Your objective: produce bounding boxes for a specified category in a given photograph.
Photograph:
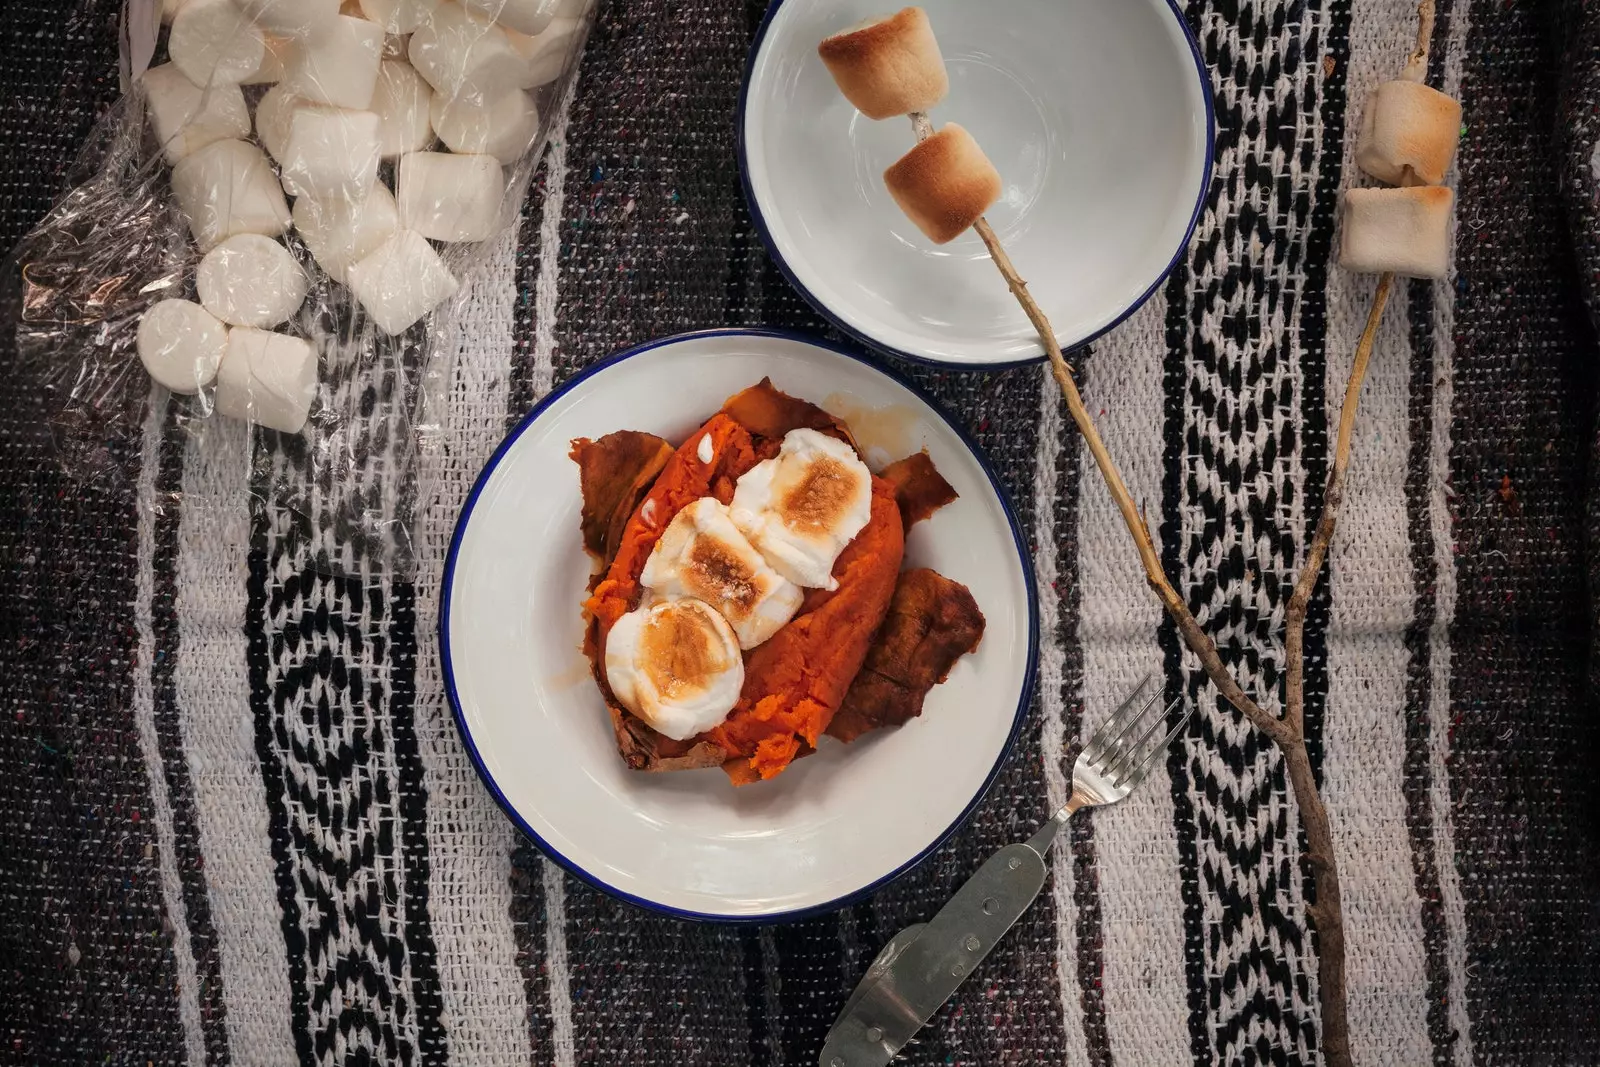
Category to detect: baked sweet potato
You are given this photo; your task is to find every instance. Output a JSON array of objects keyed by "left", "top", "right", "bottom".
[{"left": 570, "top": 380, "right": 982, "bottom": 784}]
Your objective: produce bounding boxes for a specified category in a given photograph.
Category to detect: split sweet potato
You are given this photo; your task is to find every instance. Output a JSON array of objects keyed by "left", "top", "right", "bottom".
[{"left": 569, "top": 380, "right": 984, "bottom": 785}]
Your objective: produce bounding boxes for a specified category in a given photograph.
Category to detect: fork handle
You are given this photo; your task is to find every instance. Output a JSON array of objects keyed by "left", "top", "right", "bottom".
[
  {"left": 1027, "top": 793, "right": 1089, "bottom": 854},
  {"left": 818, "top": 842, "right": 1050, "bottom": 1067}
]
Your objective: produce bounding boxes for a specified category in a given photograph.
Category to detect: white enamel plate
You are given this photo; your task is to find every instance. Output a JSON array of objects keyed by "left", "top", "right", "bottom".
[
  {"left": 740, "top": 0, "right": 1213, "bottom": 367},
  {"left": 442, "top": 331, "right": 1038, "bottom": 920}
]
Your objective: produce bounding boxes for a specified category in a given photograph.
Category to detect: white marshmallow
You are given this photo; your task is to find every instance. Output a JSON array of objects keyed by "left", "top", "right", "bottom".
[
  {"left": 505, "top": 16, "right": 581, "bottom": 88},
  {"left": 408, "top": 3, "right": 524, "bottom": 97},
  {"left": 430, "top": 87, "right": 538, "bottom": 163},
  {"left": 279, "top": 106, "right": 382, "bottom": 201},
  {"left": 253, "top": 84, "right": 304, "bottom": 161},
  {"left": 1355, "top": 80, "right": 1463, "bottom": 187},
  {"left": 729, "top": 428, "right": 874, "bottom": 590},
  {"left": 171, "top": 138, "right": 291, "bottom": 251},
  {"left": 462, "top": 0, "right": 557, "bottom": 37},
  {"left": 604, "top": 598, "right": 745, "bottom": 741},
  {"left": 215, "top": 328, "right": 319, "bottom": 433},
  {"left": 240, "top": 35, "right": 295, "bottom": 85},
  {"left": 235, "top": 0, "right": 340, "bottom": 38},
  {"left": 641, "top": 498, "right": 804, "bottom": 650},
  {"left": 282, "top": 14, "right": 384, "bottom": 109},
  {"left": 553, "top": 0, "right": 590, "bottom": 15},
  {"left": 142, "top": 63, "right": 250, "bottom": 163},
  {"left": 196, "top": 234, "right": 309, "bottom": 328},
  {"left": 396, "top": 151, "right": 503, "bottom": 241},
  {"left": 1339, "top": 185, "right": 1453, "bottom": 279},
  {"left": 359, "top": 0, "right": 442, "bottom": 33},
  {"left": 137, "top": 299, "right": 228, "bottom": 394},
  {"left": 162, "top": 0, "right": 194, "bottom": 25},
  {"left": 169, "top": 0, "right": 266, "bottom": 87},
  {"left": 293, "top": 184, "right": 399, "bottom": 283},
  {"left": 371, "top": 60, "right": 435, "bottom": 158},
  {"left": 347, "top": 229, "right": 460, "bottom": 334}
]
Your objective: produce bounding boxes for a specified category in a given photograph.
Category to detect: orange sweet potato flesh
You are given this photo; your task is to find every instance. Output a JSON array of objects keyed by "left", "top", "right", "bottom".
[
  {"left": 707, "top": 476, "right": 904, "bottom": 782},
  {"left": 826, "top": 568, "right": 986, "bottom": 743},
  {"left": 583, "top": 413, "right": 761, "bottom": 641}
]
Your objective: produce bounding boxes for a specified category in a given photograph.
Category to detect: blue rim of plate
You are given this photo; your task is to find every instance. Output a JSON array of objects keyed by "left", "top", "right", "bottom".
[
  {"left": 736, "top": 0, "right": 1217, "bottom": 371},
  {"left": 440, "top": 327, "right": 1041, "bottom": 925}
]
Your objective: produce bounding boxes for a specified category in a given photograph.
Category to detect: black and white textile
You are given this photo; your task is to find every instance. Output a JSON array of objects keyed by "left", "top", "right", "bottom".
[{"left": 2, "top": 1, "right": 1598, "bottom": 1064}]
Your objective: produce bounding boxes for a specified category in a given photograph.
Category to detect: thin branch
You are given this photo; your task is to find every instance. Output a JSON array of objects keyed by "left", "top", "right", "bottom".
[
  {"left": 1283, "top": 272, "right": 1393, "bottom": 734},
  {"left": 906, "top": 111, "right": 1291, "bottom": 745},
  {"left": 1402, "top": 0, "right": 1437, "bottom": 82}
]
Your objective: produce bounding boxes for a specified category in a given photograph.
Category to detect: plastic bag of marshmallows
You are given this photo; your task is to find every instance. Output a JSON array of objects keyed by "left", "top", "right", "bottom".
[{"left": 3, "top": 0, "right": 593, "bottom": 576}]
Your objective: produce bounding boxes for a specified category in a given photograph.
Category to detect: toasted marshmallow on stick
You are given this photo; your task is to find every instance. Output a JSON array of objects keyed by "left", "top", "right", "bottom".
[
  {"left": 818, "top": 7, "right": 947, "bottom": 120},
  {"left": 1339, "top": 185, "right": 1453, "bottom": 279},
  {"left": 1355, "top": 80, "right": 1462, "bottom": 187},
  {"left": 883, "top": 123, "right": 1001, "bottom": 245}
]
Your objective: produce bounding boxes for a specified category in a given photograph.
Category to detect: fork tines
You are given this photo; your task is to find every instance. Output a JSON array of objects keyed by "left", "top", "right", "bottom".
[{"left": 1081, "top": 674, "right": 1192, "bottom": 792}]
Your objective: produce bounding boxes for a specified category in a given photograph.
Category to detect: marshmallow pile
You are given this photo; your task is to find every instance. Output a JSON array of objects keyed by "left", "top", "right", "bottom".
[
  {"left": 1340, "top": 78, "right": 1463, "bottom": 278},
  {"left": 818, "top": 8, "right": 1001, "bottom": 246},
  {"left": 137, "top": 0, "right": 590, "bottom": 433}
]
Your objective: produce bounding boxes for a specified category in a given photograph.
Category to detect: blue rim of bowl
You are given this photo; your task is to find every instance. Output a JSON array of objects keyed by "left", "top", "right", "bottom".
[
  {"left": 440, "top": 327, "right": 1041, "bottom": 925},
  {"left": 736, "top": 0, "right": 1217, "bottom": 371}
]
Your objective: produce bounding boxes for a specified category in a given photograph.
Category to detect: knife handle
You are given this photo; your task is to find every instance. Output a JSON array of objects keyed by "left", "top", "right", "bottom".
[{"left": 819, "top": 843, "right": 1049, "bottom": 1067}]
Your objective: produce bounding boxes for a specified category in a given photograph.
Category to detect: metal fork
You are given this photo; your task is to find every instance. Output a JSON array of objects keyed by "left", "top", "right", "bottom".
[{"left": 819, "top": 674, "right": 1192, "bottom": 1067}]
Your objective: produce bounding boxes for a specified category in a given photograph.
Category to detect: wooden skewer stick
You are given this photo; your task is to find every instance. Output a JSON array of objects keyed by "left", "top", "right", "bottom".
[{"left": 904, "top": 110, "right": 1286, "bottom": 744}]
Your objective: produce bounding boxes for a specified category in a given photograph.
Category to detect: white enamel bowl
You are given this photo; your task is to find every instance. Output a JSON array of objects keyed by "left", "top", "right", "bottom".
[
  {"left": 740, "top": 0, "right": 1213, "bottom": 367},
  {"left": 441, "top": 331, "right": 1037, "bottom": 921}
]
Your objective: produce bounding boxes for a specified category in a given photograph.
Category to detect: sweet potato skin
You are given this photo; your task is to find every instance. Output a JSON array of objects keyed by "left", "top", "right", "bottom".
[
  {"left": 826, "top": 568, "right": 985, "bottom": 743},
  {"left": 570, "top": 431, "right": 676, "bottom": 567}
]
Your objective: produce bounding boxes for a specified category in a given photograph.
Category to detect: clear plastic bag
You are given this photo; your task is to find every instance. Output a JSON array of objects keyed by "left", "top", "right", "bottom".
[{"left": 3, "top": 0, "right": 594, "bottom": 577}]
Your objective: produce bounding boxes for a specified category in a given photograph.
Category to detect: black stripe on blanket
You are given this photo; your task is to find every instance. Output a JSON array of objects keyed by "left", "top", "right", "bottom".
[
  {"left": 1050, "top": 349, "right": 1112, "bottom": 1067},
  {"left": 507, "top": 156, "right": 558, "bottom": 1064},
  {"left": 1447, "top": 1, "right": 1600, "bottom": 1061},
  {"left": 0, "top": 3, "right": 191, "bottom": 1061},
  {"left": 247, "top": 497, "right": 446, "bottom": 1065}
]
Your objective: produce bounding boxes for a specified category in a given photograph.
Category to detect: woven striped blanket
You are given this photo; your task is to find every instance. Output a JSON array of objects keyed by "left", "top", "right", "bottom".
[{"left": 2, "top": 1, "right": 1597, "bottom": 1064}]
